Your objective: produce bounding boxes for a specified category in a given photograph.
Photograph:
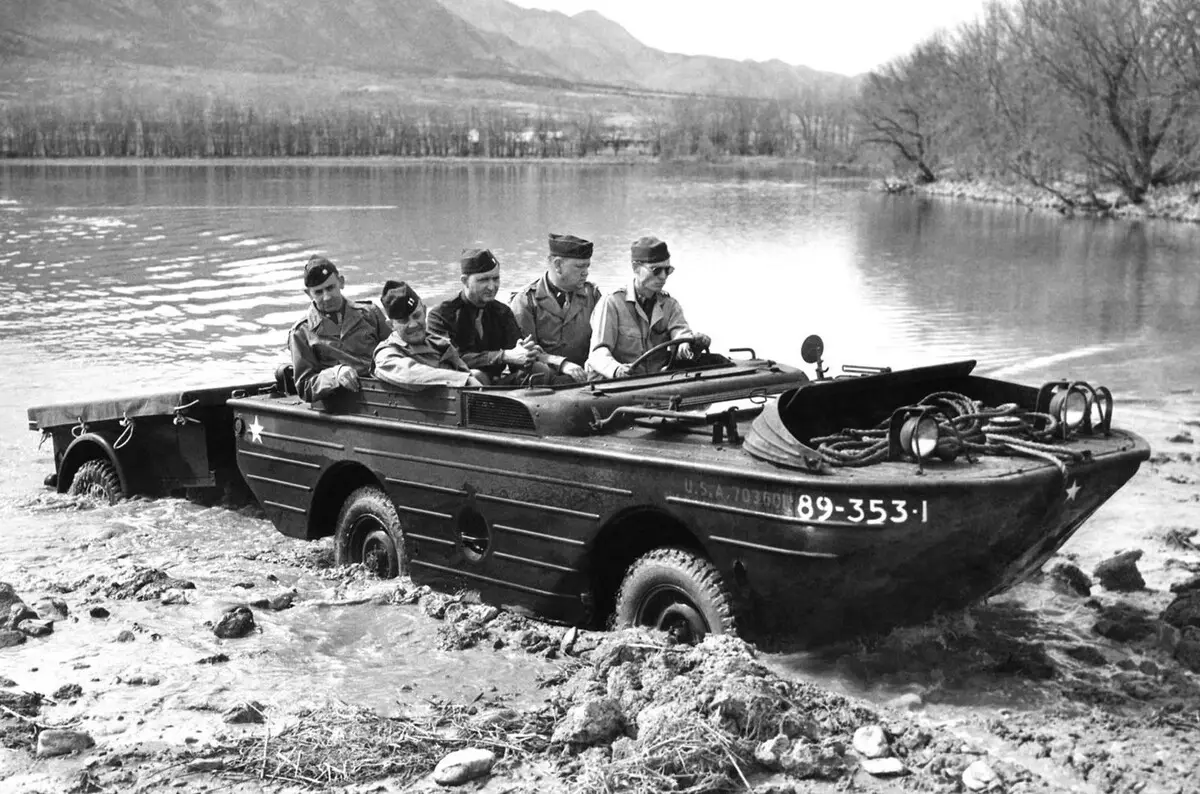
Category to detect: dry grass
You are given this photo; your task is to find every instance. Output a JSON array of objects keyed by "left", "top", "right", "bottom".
[
  {"left": 219, "top": 698, "right": 560, "bottom": 789},
  {"left": 573, "top": 712, "right": 753, "bottom": 794}
]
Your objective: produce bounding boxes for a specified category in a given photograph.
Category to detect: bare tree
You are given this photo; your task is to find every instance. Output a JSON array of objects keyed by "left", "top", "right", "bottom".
[
  {"left": 1010, "top": 0, "right": 1200, "bottom": 202},
  {"left": 856, "top": 37, "right": 956, "bottom": 182}
]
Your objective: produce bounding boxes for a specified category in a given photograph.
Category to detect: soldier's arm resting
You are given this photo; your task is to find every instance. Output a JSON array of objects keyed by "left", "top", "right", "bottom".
[
  {"left": 374, "top": 346, "right": 473, "bottom": 391},
  {"left": 290, "top": 330, "right": 344, "bottom": 402}
]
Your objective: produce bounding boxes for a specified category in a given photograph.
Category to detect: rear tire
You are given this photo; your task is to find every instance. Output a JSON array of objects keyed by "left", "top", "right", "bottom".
[
  {"left": 334, "top": 486, "right": 406, "bottom": 579},
  {"left": 614, "top": 547, "right": 735, "bottom": 644},
  {"left": 68, "top": 459, "right": 123, "bottom": 505}
]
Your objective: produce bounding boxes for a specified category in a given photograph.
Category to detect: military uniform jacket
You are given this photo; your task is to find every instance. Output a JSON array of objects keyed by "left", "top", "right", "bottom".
[
  {"left": 427, "top": 294, "right": 521, "bottom": 380},
  {"left": 586, "top": 279, "right": 692, "bottom": 378},
  {"left": 508, "top": 273, "right": 601, "bottom": 370},
  {"left": 288, "top": 299, "right": 390, "bottom": 402},
  {"left": 372, "top": 332, "right": 474, "bottom": 391}
]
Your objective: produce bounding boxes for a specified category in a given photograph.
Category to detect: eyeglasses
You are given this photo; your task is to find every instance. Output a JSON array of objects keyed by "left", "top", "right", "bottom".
[{"left": 645, "top": 265, "right": 674, "bottom": 277}]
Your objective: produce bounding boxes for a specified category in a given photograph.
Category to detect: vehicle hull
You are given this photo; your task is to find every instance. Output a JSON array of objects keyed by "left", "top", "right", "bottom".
[{"left": 228, "top": 389, "right": 1148, "bottom": 645}]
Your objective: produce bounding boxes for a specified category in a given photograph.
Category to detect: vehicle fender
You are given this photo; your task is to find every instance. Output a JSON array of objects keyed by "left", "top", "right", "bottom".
[{"left": 58, "top": 432, "right": 130, "bottom": 498}]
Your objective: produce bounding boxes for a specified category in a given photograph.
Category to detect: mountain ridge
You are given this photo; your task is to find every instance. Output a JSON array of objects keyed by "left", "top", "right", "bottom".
[{"left": 1, "top": 0, "right": 856, "bottom": 101}]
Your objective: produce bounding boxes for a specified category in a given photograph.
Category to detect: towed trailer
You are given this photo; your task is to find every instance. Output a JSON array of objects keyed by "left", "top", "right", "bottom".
[{"left": 28, "top": 381, "right": 271, "bottom": 503}]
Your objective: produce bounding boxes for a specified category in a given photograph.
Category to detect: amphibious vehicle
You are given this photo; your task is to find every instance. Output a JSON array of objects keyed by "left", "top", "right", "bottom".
[{"left": 28, "top": 337, "right": 1150, "bottom": 645}]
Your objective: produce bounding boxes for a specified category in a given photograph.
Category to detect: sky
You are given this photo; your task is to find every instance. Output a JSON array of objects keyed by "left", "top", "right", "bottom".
[{"left": 508, "top": 0, "right": 993, "bottom": 76}]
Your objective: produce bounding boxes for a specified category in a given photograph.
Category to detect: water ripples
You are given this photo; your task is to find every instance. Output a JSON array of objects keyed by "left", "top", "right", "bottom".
[{"left": 1, "top": 208, "right": 307, "bottom": 368}]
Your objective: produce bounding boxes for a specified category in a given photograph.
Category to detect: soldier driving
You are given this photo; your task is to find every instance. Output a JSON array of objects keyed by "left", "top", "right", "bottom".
[
  {"left": 288, "top": 255, "right": 390, "bottom": 402},
  {"left": 508, "top": 233, "right": 602, "bottom": 383},
  {"left": 586, "top": 235, "right": 711, "bottom": 379}
]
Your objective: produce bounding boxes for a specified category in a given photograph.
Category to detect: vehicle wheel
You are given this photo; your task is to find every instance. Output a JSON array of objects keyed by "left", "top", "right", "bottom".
[
  {"left": 614, "top": 547, "right": 735, "bottom": 644},
  {"left": 334, "top": 486, "right": 406, "bottom": 579},
  {"left": 68, "top": 459, "right": 123, "bottom": 505}
]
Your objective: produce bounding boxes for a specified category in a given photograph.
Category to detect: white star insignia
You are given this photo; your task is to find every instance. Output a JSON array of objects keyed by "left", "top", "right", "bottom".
[
  {"left": 248, "top": 416, "right": 264, "bottom": 444},
  {"left": 1065, "top": 479, "right": 1081, "bottom": 502}
]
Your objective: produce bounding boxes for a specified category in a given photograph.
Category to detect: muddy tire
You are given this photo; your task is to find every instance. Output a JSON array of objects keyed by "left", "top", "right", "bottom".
[
  {"left": 614, "top": 547, "right": 735, "bottom": 644},
  {"left": 68, "top": 459, "right": 123, "bottom": 505},
  {"left": 334, "top": 486, "right": 405, "bottom": 579}
]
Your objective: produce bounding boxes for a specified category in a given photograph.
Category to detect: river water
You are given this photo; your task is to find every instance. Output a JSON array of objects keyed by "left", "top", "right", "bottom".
[{"left": 2, "top": 160, "right": 1198, "bottom": 722}]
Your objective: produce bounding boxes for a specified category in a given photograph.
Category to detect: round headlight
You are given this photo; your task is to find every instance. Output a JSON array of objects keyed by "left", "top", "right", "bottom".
[
  {"left": 1049, "top": 387, "right": 1088, "bottom": 431},
  {"left": 899, "top": 415, "right": 940, "bottom": 459}
]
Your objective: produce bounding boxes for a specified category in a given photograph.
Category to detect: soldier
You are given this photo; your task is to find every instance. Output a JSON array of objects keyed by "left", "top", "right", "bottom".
[
  {"left": 288, "top": 255, "right": 390, "bottom": 402},
  {"left": 586, "top": 236, "right": 711, "bottom": 379},
  {"left": 508, "top": 233, "right": 601, "bottom": 383},
  {"left": 373, "top": 280, "right": 482, "bottom": 390},
  {"left": 427, "top": 248, "right": 554, "bottom": 385}
]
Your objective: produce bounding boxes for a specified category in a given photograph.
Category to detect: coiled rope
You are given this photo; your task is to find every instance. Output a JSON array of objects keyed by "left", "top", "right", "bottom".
[{"left": 810, "top": 391, "right": 1089, "bottom": 474}]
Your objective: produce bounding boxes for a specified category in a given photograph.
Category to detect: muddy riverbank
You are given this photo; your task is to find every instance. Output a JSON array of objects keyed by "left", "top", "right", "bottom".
[{"left": 2, "top": 391, "right": 1199, "bottom": 792}]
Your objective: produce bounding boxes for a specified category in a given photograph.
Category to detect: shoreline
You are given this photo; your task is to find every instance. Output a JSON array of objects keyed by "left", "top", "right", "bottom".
[
  {"left": 885, "top": 175, "right": 1200, "bottom": 224},
  {"left": 0, "top": 154, "right": 849, "bottom": 172}
]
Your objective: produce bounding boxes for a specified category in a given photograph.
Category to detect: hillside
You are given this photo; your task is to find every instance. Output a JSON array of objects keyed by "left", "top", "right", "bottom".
[{"left": 0, "top": 0, "right": 856, "bottom": 103}]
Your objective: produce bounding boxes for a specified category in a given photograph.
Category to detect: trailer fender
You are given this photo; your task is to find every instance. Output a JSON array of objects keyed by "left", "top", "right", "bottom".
[{"left": 58, "top": 432, "right": 130, "bottom": 498}]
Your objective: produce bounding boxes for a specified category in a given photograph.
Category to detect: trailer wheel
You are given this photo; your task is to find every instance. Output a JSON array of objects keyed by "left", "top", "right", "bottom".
[
  {"left": 334, "top": 486, "right": 405, "bottom": 579},
  {"left": 68, "top": 459, "right": 123, "bottom": 505},
  {"left": 614, "top": 547, "right": 735, "bottom": 644}
]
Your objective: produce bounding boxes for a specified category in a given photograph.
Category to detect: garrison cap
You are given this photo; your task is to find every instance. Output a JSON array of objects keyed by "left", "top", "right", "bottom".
[
  {"left": 549, "top": 233, "right": 593, "bottom": 260},
  {"left": 380, "top": 280, "right": 421, "bottom": 321},
  {"left": 303, "top": 255, "right": 339, "bottom": 288},
  {"left": 460, "top": 248, "right": 500, "bottom": 275},
  {"left": 630, "top": 236, "right": 670, "bottom": 264}
]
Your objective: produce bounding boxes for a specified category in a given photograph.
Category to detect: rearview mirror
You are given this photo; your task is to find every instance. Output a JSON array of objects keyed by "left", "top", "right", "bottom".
[{"left": 801, "top": 335, "right": 824, "bottom": 365}]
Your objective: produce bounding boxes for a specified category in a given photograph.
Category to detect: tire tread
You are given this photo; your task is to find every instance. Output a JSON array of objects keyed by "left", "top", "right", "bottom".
[
  {"left": 334, "top": 485, "right": 406, "bottom": 577},
  {"left": 615, "top": 546, "right": 736, "bottom": 634},
  {"left": 68, "top": 459, "right": 123, "bottom": 505}
]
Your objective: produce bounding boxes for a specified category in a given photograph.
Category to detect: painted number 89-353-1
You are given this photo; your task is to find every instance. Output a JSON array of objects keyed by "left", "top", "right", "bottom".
[{"left": 797, "top": 494, "right": 928, "bottom": 524}]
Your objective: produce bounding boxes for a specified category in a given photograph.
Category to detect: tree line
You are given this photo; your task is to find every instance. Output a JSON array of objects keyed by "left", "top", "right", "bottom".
[
  {"left": 0, "top": 92, "right": 857, "bottom": 163},
  {"left": 856, "top": 0, "right": 1200, "bottom": 205}
]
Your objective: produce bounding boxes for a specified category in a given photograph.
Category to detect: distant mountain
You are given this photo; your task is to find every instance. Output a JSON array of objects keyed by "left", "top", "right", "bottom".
[
  {"left": 1, "top": 0, "right": 855, "bottom": 101},
  {"left": 435, "top": 0, "right": 856, "bottom": 98}
]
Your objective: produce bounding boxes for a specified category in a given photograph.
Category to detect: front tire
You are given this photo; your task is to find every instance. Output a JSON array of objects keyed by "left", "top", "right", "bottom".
[
  {"left": 334, "top": 486, "right": 406, "bottom": 578},
  {"left": 614, "top": 547, "right": 735, "bottom": 644},
  {"left": 68, "top": 459, "right": 123, "bottom": 505}
]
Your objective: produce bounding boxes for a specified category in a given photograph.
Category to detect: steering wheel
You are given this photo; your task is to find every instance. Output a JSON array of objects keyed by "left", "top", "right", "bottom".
[{"left": 625, "top": 335, "right": 705, "bottom": 376}]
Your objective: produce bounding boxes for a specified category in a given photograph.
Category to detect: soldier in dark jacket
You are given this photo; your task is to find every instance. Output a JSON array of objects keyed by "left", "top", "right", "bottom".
[
  {"left": 427, "top": 248, "right": 554, "bottom": 385},
  {"left": 288, "top": 255, "right": 390, "bottom": 402},
  {"left": 508, "top": 233, "right": 601, "bottom": 383}
]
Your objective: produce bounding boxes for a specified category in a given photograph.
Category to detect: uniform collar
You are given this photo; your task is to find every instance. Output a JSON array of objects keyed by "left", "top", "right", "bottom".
[
  {"left": 544, "top": 274, "right": 566, "bottom": 301},
  {"left": 388, "top": 330, "right": 435, "bottom": 353},
  {"left": 536, "top": 273, "right": 571, "bottom": 314},
  {"left": 308, "top": 299, "right": 359, "bottom": 330},
  {"left": 625, "top": 279, "right": 661, "bottom": 319}
]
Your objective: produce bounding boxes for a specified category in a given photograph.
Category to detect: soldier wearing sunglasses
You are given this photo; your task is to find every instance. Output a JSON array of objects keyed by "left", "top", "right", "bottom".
[{"left": 586, "top": 236, "right": 711, "bottom": 379}]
